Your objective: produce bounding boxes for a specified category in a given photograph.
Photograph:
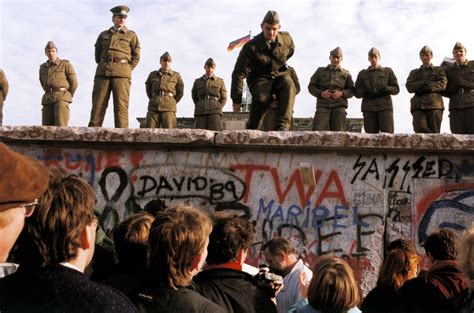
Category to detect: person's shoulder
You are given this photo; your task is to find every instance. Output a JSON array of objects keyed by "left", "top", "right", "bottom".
[{"left": 86, "top": 279, "right": 138, "bottom": 311}]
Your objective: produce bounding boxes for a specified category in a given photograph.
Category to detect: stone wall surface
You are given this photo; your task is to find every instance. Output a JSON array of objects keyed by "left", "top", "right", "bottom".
[{"left": 1, "top": 126, "right": 473, "bottom": 295}]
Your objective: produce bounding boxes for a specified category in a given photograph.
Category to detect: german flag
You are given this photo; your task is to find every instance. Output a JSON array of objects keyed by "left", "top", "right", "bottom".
[{"left": 227, "top": 34, "right": 251, "bottom": 52}]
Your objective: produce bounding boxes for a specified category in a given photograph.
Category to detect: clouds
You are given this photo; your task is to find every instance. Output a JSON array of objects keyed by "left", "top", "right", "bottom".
[{"left": 1, "top": 0, "right": 472, "bottom": 132}]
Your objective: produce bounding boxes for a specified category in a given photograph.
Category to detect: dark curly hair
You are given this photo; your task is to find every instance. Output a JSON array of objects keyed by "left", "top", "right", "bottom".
[{"left": 424, "top": 228, "right": 460, "bottom": 261}]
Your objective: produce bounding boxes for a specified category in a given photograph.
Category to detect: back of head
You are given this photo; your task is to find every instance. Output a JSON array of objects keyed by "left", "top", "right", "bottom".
[
  {"left": 113, "top": 211, "right": 154, "bottom": 268},
  {"left": 377, "top": 249, "right": 418, "bottom": 289},
  {"left": 262, "top": 237, "right": 296, "bottom": 257},
  {"left": 458, "top": 224, "right": 474, "bottom": 280},
  {"left": 387, "top": 238, "right": 417, "bottom": 254},
  {"left": 148, "top": 205, "right": 212, "bottom": 289},
  {"left": 206, "top": 211, "right": 254, "bottom": 265},
  {"left": 29, "top": 169, "right": 95, "bottom": 265},
  {"left": 307, "top": 257, "right": 359, "bottom": 313},
  {"left": 424, "top": 228, "right": 460, "bottom": 261}
]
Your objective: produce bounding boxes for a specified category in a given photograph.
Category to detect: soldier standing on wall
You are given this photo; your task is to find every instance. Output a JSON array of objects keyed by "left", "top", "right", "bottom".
[
  {"left": 191, "top": 58, "right": 227, "bottom": 131},
  {"left": 354, "top": 47, "right": 400, "bottom": 133},
  {"left": 405, "top": 46, "right": 447, "bottom": 133},
  {"left": 308, "top": 47, "right": 354, "bottom": 131},
  {"left": 231, "top": 10, "right": 296, "bottom": 131},
  {"left": 88, "top": 5, "right": 140, "bottom": 128},
  {"left": 145, "top": 52, "right": 184, "bottom": 128},
  {"left": 39, "top": 41, "right": 78, "bottom": 127},
  {"left": 0, "top": 69, "right": 9, "bottom": 126}
]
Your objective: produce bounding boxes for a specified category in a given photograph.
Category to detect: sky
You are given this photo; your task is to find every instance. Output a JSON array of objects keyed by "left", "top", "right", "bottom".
[{"left": 1, "top": 0, "right": 472, "bottom": 132}]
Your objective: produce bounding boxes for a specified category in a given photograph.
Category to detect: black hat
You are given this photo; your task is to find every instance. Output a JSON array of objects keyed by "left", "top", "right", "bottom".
[
  {"left": 160, "top": 51, "right": 172, "bottom": 62},
  {"left": 330, "top": 47, "right": 343, "bottom": 57},
  {"left": 110, "top": 5, "right": 129, "bottom": 17},
  {"left": 205, "top": 58, "right": 216, "bottom": 67}
]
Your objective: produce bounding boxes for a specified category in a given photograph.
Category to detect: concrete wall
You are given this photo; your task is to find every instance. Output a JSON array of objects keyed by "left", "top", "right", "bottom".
[{"left": 2, "top": 126, "right": 473, "bottom": 295}]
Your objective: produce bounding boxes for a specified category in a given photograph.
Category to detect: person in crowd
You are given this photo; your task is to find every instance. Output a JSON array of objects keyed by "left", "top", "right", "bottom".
[
  {"left": 102, "top": 211, "right": 154, "bottom": 299},
  {"left": 458, "top": 224, "right": 474, "bottom": 313},
  {"left": 0, "top": 170, "right": 137, "bottom": 312},
  {"left": 39, "top": 41, "right": 78, "bottom": 126},
  {"left": 405, "top": 45, "right": 447, "bottom": 133},
  {"left": 194, "top": 211, "right": 277, "bottom": 313},
  {"left": 398, "top": 228, "right": 470, "bottom": 313},
  {"left": 231, "top": 10, "right": 296, "bottom": 131},
  {"left": 144, "top": 52, "right": 184, "bottom": 128},
  {"left": 288, "top": 256, "right": 360, "bottom": 313},
  {"left": 88, "top": 5, "right": 140, "bottom": 128},
  {"left": 443, "top": 42, "right": 474, "bottom": 134},
  {"left": 354, "top": 47, "right": 399, "bottom": 133},
  {"left": 192, "top": 58, "right": 227, "bottom": 131},
  {"left": 135, "top": 205, "right": 226, "bottom": 313},
  {"left": 361, "top": 248, "right": 419, "bottom": 313},
  {"left": 0, "top": 143, "right": 49, "bottom": 277},
  {"left": 0, "top": 69, "right": 9, "bottom": 126},
  {"left": 308, "top": 47, "right": 354, "bottom": 131},
  {"left": 262, "top": 237, "right": 312, "bottom": 313}
]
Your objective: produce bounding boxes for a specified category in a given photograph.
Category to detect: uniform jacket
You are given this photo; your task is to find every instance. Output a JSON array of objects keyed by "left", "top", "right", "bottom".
[
  {"left": 191, "top": 75, "right": 227, "bottom": 116},
  {"left": 0, "top": 264, "right": 137, "bottom": 313},
  {"left": 0, "top": 69, "right": 8, "bottom": 104},
  {"left": 444, "top": 60, "right": 474, "bottom": 110},
  {"left": 94, "top": 26, "right": 140, "bottom": 79},
  {"left": 354, "top": 65, "right": 400, "bottom": 112},
  {"left": 39, "top": 58, "right": 78, "bottom": 105},
  {"left": 308, "top": 65, "right": 354, "bottom": 108},
  {"left": 406, "top": 64, "right": 447, "bottom": 111},
  {"left": 193, "top": 267, "right": 277, "bottom": 313},
  {"left": 145, "top": 69, "right": 184, "bottom": 112},
  {"left": 231, "top": 31, "right": 295, "bottom": 104}
]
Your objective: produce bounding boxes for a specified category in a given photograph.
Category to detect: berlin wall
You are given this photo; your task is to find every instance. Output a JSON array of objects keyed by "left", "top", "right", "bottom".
[{"left": 1, "top": 126, "right": 473, "bottom": 295}]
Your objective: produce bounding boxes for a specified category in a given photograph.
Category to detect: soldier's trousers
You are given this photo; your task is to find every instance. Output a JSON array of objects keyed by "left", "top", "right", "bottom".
[
  {"left": 260, "top": 105, "right": 295, "bottom": 131},
  {"left": 195, "top": 114, "right": 223, "bottom": 131},
  {"left": 363, "top": 110, "right": 394, "bottom": 133},
  {"left": 412, "top": 109, "right": 442, "bottom": 133},
  {"left": 248, "top": 73, "right": 295, "bottom": 131},
  {"left": 42, "top": 101, "right": 70, "bottom": 126},
  {"left": 313, "top": 106, "right": 347, "bottom": 131},
  {"left": 146, "top": 111, "right": 177, "bottom": 128},
  {"left": 89, "top": 77, "right": 130, "bottom": 128},
  {"left": 450, "top": 107, "right": 474, "bottom": 134}
]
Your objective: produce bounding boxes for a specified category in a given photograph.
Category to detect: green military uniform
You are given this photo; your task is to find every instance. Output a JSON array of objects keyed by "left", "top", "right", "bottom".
[
  {"left": 0, "top": 69, "right": 8, "bottom": 126},
  {"left": 89, "top": 5, "right": 140, "bottom": 128},
  {"left": 39, "top": 42, "right": 78, "bottom": 126},
  {"left": 231, "top": 10, "right": 296, "bottom": 131},
  {"left": 444, "top": 42, "right": 474, "bottom": 134},
  {"left": 354, "top": 48, "right": 399, "bottom": 133},
  {"left": 308, "top": 47, "right": 354, "bottom": 131},
  {"left": 405, "top": 46, "right": 447, "bottom": 133},
  {"left": 145, "top": 68, "right": 184, "bottom": 128},
  {"left": 192, "top": 58, "right": 227, "bottom": 131},
  {"left": 260, "top": 66, "right": 300, "bottom": 131}
]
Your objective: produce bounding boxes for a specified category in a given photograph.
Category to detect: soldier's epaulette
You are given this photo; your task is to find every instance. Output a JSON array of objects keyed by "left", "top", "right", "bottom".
[
  {"left": 280, "top": 31, "right": 290, "bottom": 35},
  {"left": 63, "top": 59, "right": 70, "bottom": 63}
]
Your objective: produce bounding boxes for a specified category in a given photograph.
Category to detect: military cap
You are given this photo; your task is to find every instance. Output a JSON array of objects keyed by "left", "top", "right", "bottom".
[
  {"left": 262, "top": 10, "right": 280, "bottom": 25},
  {"left": 205, "top": 58, "right": 216, "bottom": 67},
  {"left": 44, "top": 41, "right": 57, "bottom": 51},
  {"left": 419, "top": 45, "right": 433, "bottom": 56},
  {"left": 110, "top": 5, "right": 129, "bottom": 16},
  {"left": 368, "top": 47, "right": 380, "bottom": 57},
  {"left": 453, "top": 42, "right": 466, "bottom": 52},
  {"left": 160, "top": 51, "right": 172, "bottom": 62},
  {"left": 0, "top": 142, "right": 49, "bottom": 211},
  {"left": 330, "top": 47, "right": 343, "bottom": 57}
]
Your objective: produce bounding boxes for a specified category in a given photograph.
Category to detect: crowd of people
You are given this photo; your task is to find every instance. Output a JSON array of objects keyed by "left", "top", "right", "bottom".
[
  {"left": 0, "top": 141, "right": 473, "bottom": 312},
  {"left": 1, "top": 7, "right": 474, "bottom": 134}
]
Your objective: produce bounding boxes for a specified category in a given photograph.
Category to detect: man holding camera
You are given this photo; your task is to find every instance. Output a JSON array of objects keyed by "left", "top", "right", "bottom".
[
  {"left": 231, "top": 10, "right": 295, "bottom": 131},
  {"left": 193, "top": 212, "right": 278, "bottom": 313},
  {"left": 308, "top": 47, "right": 354, "bottom": 131}
]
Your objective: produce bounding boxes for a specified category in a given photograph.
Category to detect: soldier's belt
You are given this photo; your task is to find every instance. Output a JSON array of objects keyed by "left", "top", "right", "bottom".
[
  {"left": 199, "top": 95, "right": 219, "bottom": 101},
  {"left": 458, "top": 88, "right": 473, "bottom": 94},
  {"left": 156, "top": 91, "right": 174, "bottom": 97},
  {"left": 105, "top": 57, "right": 129, "bottom": 64},
  {"left": 47, "top": 87, "right": 67, "bottom": 93}
]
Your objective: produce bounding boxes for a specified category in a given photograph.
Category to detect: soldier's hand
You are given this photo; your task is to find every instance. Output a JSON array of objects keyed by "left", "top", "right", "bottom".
[
  {"left": 331, "top": 90, "right": 343, "bottom": 99},
  {"left": 233, "top": 103, "right": 241, "bottom": 112},
  {"left": 321, "top": 90, "right": 332, "bottom": 99}
]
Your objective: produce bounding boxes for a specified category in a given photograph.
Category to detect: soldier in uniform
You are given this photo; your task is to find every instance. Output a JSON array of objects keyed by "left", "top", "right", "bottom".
[
  {"left": 191, "top": 58, "right": 227, "bottom": 131},
  {"left": 354, "top": 47, "right": 399, "bottom": 133},
  {"left": 443, "top": 42, "right": 474, "bottom": 134},
  {"left": 145, "top": 52, "right": 184, "bottom": 128},
  {"left": 231, "top": 10, "right": 296, "bottom": 131},
  {"left": 88, "top": 5, "right": 140, "bottom": 128},
  {"left": 308, "top": 47, "right": 354, "bottom": 131},
  {"left": 39, "top": 41, "right": 78, "bottom": 126},
  {"left": 0, "top": 69, "right": 8, "bottom": 126},
  {"left": 405, "top": 46, "right": 447, "bottom": 133}
]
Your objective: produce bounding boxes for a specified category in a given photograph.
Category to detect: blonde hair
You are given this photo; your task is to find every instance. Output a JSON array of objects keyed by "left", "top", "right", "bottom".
[
  {"left": 458, "top": 224, "right": 474, "bottom": 281},
  {"left": 307, "top": 257, "right": 359, "bottom": 313}
]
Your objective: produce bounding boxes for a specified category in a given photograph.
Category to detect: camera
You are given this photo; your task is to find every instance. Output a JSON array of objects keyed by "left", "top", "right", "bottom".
[{"left": 254, "top": 264, "right": 283, "bottom": 288}]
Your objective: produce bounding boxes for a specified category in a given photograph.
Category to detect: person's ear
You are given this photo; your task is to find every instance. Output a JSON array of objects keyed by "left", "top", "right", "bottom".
[
  {"left": 81, "top": 226, "right": 92, "bottom": 250},
  {"left": 191, "top": 251, "right": 206, "bottom": 273}
]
